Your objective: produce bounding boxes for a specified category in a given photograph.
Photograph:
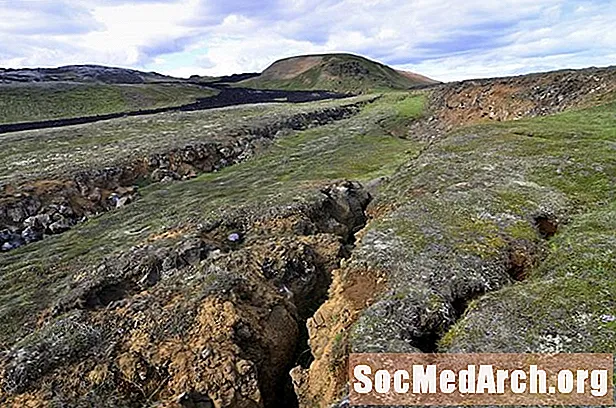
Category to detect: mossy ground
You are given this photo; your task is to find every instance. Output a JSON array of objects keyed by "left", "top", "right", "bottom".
[
  {"left": 0, "top": 92, "right": 425, "bottom": 348},
  {"left": 344, "top": 94, "right": 616, "bottom": 359},
  {"left": 423, "top": 102, "right": 616, "bottom": 353},
  {"left": 4, "top": 82, "right": 615, "bottom": 404},
  {"left": 0, "top": 82, "right": 217, "bottom": 124},
  {"left": 0, "top": 96, "right": 370, "bottom": 184}
]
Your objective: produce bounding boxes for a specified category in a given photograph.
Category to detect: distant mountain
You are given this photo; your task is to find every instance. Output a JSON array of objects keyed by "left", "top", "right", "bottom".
[
  {"left": 0, "top": 65, "right": 179, "bottom": 84},
  {"left": 396, "top": 69, "right": 440, "bottom": 85},
  {"left": 240, "top": 53, "right": 439, "bottom": 93}
]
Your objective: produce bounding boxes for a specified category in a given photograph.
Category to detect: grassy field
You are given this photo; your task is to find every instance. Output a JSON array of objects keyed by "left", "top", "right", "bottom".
[{"left": 0, "top": 82, "right": 217, "bottom": 124}]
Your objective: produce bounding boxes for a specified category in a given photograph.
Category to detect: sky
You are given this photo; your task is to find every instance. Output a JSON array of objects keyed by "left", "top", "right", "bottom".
[{"left": 0, "top": 0, "right": 615, "bottom": 82}]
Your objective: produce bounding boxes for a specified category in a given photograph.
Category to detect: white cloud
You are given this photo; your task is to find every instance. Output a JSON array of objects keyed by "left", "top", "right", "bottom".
[{"left": 0, "top": 0, "right": 614, "bottom": 81}]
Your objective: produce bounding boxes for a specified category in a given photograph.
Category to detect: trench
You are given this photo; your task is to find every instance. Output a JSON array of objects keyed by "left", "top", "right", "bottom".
[
  {"left": 271, "top": 182, "right": 372, "bottom": 408},
  {"left": 0, "top": 99, "right": 373, "bottom": 253},
  {"left": 280, "top": 138, "right": 565, "bottom": 406}
]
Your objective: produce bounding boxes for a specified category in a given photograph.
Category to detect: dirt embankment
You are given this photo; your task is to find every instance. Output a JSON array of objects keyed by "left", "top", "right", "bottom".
[
  {"left": 0, "top": 180, "right": 371, "bottom": 408},
  {"left": 429, "top": 66, "right": 616, "bottom": 128},
  {"left": 0, "top": 101, "right": 368, "bottom": 253}
]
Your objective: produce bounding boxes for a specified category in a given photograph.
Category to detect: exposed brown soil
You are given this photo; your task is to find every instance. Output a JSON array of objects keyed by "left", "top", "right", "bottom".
[
  {"left": 0, "top": 181, "right": 371, "bottom": 408},
  {"left": 259, "top": 57, "right": 325, "bottom": 81},
  {"left": 291, "top": 265, "right": 386, "bottom": 407},
  {"left": 429, "top": 66, "right": 616, "bottom": 129}
]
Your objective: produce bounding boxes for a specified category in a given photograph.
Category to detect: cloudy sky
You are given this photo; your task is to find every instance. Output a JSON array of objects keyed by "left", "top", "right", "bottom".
[{"left": 1, "top": 0, "right": 615, "bottom": 81}]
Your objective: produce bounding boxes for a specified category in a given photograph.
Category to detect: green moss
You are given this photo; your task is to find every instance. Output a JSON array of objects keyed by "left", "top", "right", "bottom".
[
  {"left": 433, "top": 100, "right": 616, "bottom": 353},
  {"left": 499, "top": 100, "right": 616, "bottom": 142},
  {"left": 438, "top": 321, "right": 464, "bottom": 350},
  {"left": 453, "top": 217, "right": 507, "bottom": 259},
  {"left": 374, "top": 218, "right": 429, "bottom": 253},
  {"left": 393, "top": 94, "right": 426, "bottom": 119},
  {"left": 503, "top": 221, "right": 538, "bottom": 242}
]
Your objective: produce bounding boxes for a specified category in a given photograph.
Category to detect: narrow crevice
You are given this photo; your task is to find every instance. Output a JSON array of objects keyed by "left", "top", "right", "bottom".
[
  {"left": 274, "top": 181, "right": 373, "bottom": 408},
  {"left": 407, "top": 287, "right": 488, "bottom": 354},
  {"left": 84, "top": 281, "right": 135, "bottom": 310},
  {"left": 412, "top": 331, "right": 442, "bottom": 354},
  {"left": 44, "top": 180, "right": 373, "bottom": 408},
  {"left": 414, "top": 237, "right": 543, "bottom": 355},
  {"left": 506, "top": 240, "right": 538, "bottom": 282},
  {"left": 177, "top": 392, "right": 214, "bottom": 408}
]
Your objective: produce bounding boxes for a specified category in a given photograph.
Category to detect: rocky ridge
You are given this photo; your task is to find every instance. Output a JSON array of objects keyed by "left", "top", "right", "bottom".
[
  {"left": 0, "top": 65, "right": 176, "bottom": 84},
  {"left": 429, "top": 65, "right": 616, "bottom": 128}
]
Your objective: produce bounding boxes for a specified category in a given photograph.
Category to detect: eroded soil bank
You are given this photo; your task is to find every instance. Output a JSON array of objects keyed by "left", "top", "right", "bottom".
[
  {"left": 1, "top": 180, "right": 371, "bottom": 408},
  {"left": 292, "top": 65, "right": 616, "bottom": 407}
]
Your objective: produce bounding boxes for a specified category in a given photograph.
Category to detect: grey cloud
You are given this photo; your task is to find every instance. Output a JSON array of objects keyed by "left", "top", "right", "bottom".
[
  {"left": 2, "top": 0, "right": 615, "bottom": 81},
  {"left": 137, "top": 35, "right": 200, "bottom": 64}
]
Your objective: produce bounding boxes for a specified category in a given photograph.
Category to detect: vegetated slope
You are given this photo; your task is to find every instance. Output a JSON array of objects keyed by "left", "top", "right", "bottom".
[
  {"left": 296, "top": 66, "right": 616, "bottom": 407},
  {"left": 0, "top": 82, "right": 217, "bottom": 124},
  {"left": 0, "top": 93, "right": 422, "bottom": 407},
  {"left": 241, "top": 53, "right": 437, "bottom": 93}
]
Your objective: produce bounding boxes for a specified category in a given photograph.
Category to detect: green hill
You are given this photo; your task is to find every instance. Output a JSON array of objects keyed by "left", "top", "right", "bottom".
[{"left": 241, "top": 53, "right": 438, "bottom": 93}]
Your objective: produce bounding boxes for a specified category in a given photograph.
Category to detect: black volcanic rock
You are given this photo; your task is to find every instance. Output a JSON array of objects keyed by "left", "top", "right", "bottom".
[{"left": 0, "top": 65, "right": 177, "bottom": 84}]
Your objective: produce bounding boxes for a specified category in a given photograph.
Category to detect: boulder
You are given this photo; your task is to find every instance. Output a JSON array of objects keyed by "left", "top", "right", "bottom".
[
  {"left": 21, "top": 226, "right": 43, "bottom": 244},
  {"left": 151, "top": 168, "right": 180, "bottom": 182},
  {"left": 49, "top": 218, "right": 72, "bottom": 234}
]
